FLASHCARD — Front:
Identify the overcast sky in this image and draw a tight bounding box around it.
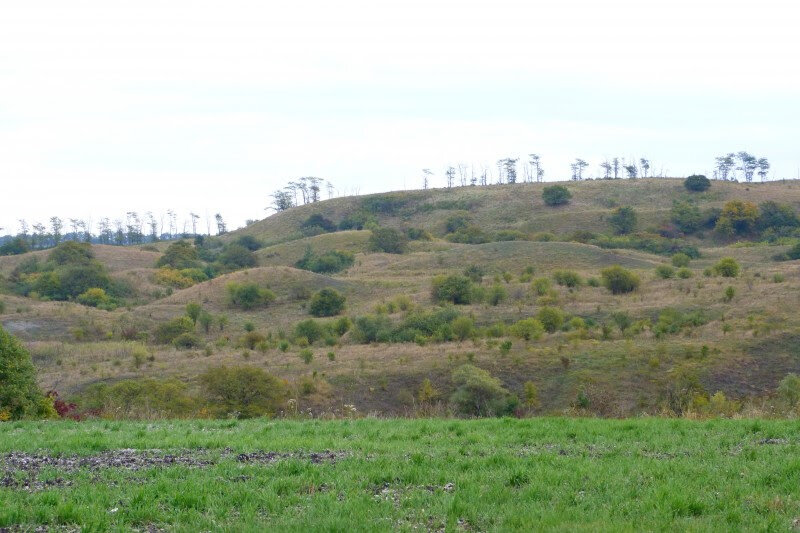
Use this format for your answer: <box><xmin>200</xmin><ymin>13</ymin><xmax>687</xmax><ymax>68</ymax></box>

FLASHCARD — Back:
<box><xmin>2</xmin><ymin>0</ymin><xmax>799</xmax><ymax>233</ymax></box>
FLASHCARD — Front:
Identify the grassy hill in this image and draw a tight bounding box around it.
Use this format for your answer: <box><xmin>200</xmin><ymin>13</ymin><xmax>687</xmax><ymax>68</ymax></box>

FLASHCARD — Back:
<box><xmin>3</xmin><ymin>178</ymin><xmax>800</xmax><ymax>416</ymax></box>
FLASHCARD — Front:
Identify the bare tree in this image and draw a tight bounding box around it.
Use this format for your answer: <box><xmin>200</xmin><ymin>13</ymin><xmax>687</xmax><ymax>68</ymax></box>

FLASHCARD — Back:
<box><xmin>612</xmin><ymin>157</ymin><xmax>620</xmax><ymax>179</ymax></box>
<box><xmin>600</xmin><ymin>161</ymin><xmax>612</xmax><ymax>179</ymax></box>
<box><xmin>572</xmin><ymin>159</ymin><xmax>588</xmax><ymax>180</ymax></box>
<box><xmin>422</xmin><ymin>168</ymin><xmax>432</xmax><ymax>190</ymax></box>
<box><xmin>445</xmin><ymin>166</ymin><xmax>456</xmax><ymax>188</ymax></box>
<box><xmin>529</xmin><ymin>154</ymin><xmax>544</xmax><ymax>182</ymax></box>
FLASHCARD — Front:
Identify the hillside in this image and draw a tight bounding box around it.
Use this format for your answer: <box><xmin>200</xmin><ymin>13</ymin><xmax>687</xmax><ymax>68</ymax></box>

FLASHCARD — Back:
<box><xmin>3</xmin><ymin>178</ymin><xmax>800</xmax><ymax>416</ymax></box>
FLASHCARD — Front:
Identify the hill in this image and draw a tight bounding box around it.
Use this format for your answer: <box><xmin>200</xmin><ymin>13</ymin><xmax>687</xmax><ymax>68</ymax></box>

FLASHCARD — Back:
<box><xmin>3</xmin><ymin>177</ymin><xmax>800</xmax><ymax>416</ymax></box>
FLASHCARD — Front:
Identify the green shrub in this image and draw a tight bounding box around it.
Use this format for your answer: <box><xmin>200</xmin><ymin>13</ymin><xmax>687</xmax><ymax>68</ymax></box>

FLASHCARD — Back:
<box><xmin>368</xmin><ymin>227</ymin><xmax>408</xmax><ymax>254</ymax></box>
<box><xmin>684</xmin><ymin>174</ymin><xmax>710</xmax><ymax>192</ymax></box>
<box><xmin>332</xmin><ymin>316</ymin><xmax>352</xmax><ymax>336</ymax></box>
<box><xmin>463</xmin><ymin>265</ymin><xmax>485</xmax><ymax>282</ymax></box>
<box><xmin>531</xmin><ymin>278</ymin><xmax>552</xmax><ymax>296</ymax></box>
<box><xmin>48</xmin><ymin>241</ymin><xmax>94</xmax><ymax>266</ymax></box>
<box><xmin>240</xmin><ymin>331</ymin><xmax>266</xmax><ymax>350</ymax></box>
<box><xmin>542</xmin><ymin>185</ymin><xmax>572</xmax><ymax>206</ymax></box>
<box><xmin>553</xmin><ymin>270</ymin><xmax>582</xmax><ymax>288</ymax></box>
<box><xmin>234</xmin><ymin>235</ymin><xmax>263</xmax><ymax>251</ymax></box>
<box><xmin>0</xmin><ymin>237</ymin><xmax>29</xmax><ymax>256</ymax></box>
<box><xmin>217</xmin><ymin>244</ymin><xmax>257</xmax><ymax>270</ymax></box>
<box><xmin>713</xmin><ymin>257</ymin><xmax>740</xmax><ymax>278</ymax></box>
<box><xmin>444</xmin><ymin>213</ymin><xmax>471</xmax><ymax>233</ymax></box>
<box><xmin>81</xmin><ymin>378</ymin><xmax>195</xmax><ymax>418</ymax></box>
<box><xmin>499</xmin><ymin>340</ymin><xmax>512</xmax><ymax>354</ymax></box>
<box><xmin>0</xmin><ymin>300</ymin><xmax>5</xmax><ymax>314</ymax></box>
<box><xmin>294</xmin><ymin>319</ymin><xmax>325</xmax><ymax>344</ymax></box>
<box><xmin>609</xmin><ymin>206</ymin><xmax>637</xmax><ymax>235</ymax></box>
<box><xmin>655</xmin><ymin>265</ymin><xmax>675</xmax><ymax>279</ymax></box>
<box><xmin>156</xmin><ymin>241</ymin><xmax>200</xmax><ymax>270</ymax></box>
<box><xmin>226</xmin><ymin>282</ymin><xmax>276</xmax><ymax>310</ymax></box>
<box><xmin>308</xmin><ymin>288</ymin><xmax>346</xmax><ymax>317</ymax></box>
<box><xmin>600</xmin><ymin>265</ymin><xmax>640</xmax><ymax>294</ymax></box>
<box><xmin>295</xmin><ymin>248</ymin><xmax>355</xmax><ymax>274</ymax></box>
<box><xmin>154</xmin><ymin>316</ymin><xmax>195</xmax><ymax>344</ymax></box>
<box><xmin>537</xmin><ymin>307</ymin><xmax>564</xmax><ymax>333</ymax></box>
<box><xmin>715</xmin><ymin>201</ymin><xmax>759</xmax><ymax>236</ymax></box>
<box><xmin>487</xmin><ymin>284</ymin><xmax>507</xmax><ymax>306</ymax></box>
<box><xmin>671</xmin><ymin>253</ymin><xmax>691</xmax><ymax>267</ymax></box>
<box><xmin>77</xmin><ymin>287</ymin><xmax>113</xmax><ymax>308</ymax></box>
<box><xmin>173</xmin><ymin>332</ymin><xmax>202</xmax><ymax>349</ymax></box>
<box><xmin>653</xmin><ymin>308</ymin><xmax>708</xmax><ymax>337</ymax></box>
<box><xmin>299</xmin><ymin>349</ymin><xmax>314</xmax><ymax>364</ymax></box>
<box><xmin>670</xmin><ymin>201</ymin><xmax>704</xmax><ymax>234</ymax></box>
<box><xmin>451</xmin><ymin>316</ymin><xmax>475</xmax><ymax>341</ymax></box>
<box><xmin>185</xmin><ymin>302</ymin><xmax>202</xmax><ymax>324</ymax></box>
<box><xmin>431</xmin><ymin>275</ymin><xmax>475</xmax><ymax>305</ymax></box>
<box><xmin>446</xmin><ymin>226</ymin><xmax>491</xmax><ymax>244</ymax></box>
<box><xmin>511</xmin><ymin>318</ymin><xmax>545</xmax><ymax>341</ymax></box>
<box><xmin>777</xmin><ymin>373</ymin><xmax>800</xmax><ymax>407</ymax></box>
<box><xmin>677</xmin><ymin>268</ymin><xmax>693</xmax><ymax>279</ymax></box>
<box><xmin>723</xmin><ymin>286</ymin><xmax>735</xmax><ymax>302</ymax></box>
<box><xmin>301</xmin><ymin>214</ymin><xmax>337</xmax><ymax>234</ymax></box>
<box><xmin>200</xmin><ymin>365</ymin><xmax>287</xmax><ymax>418</ymax></box>
<box><xmin>449</xmin><ymin>364</ymin><xmax>518</xmax><ymax>417</ymax></box>
<box><xmin>0</xmin><ymin>326</ymin><xmax>52</xmax><ymax>420</ymax></box>
<box><xmin>351</xmin><ymin>314</ymin><xmax>393</xmax><ymax>343</ymax></box>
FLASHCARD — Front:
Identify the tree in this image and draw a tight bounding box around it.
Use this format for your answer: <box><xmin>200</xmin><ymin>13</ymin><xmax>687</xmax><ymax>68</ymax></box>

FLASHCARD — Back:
<box><xmin>186</xmin><ymin>302</ymin><xmax>202</xmax><ymax>324</ymax></box>
<box><xmin>609</xmin><ymin>206</ymin><xmax>637</xmax><ymax>235</ymax></box>
<box><xmin>50</xmin><ymin>216</ymin><xmax>63</xmax><ymax>245</ymax></box>
<box><xmin>542</xmin><ymin>185</ymin><xmax>572</xmax><ymax>206</ymax></box>
<box><xmin>684</xmin><ymin>174</ymin><xmax>711</xmax><ymax>191</ymax></box>
<box><xmin>529</xmin><ymin>154</ymin><xmax>544</xmax><ymax>182</ymax></box>
<box><xmin>156</xmin><ymin>241</ymin><xmax>200</xmax><ymax>269</ymax></box>
<box><xmin>422</xmin><ymin>168</ymin><xmax>432</xmax><ymax>190</ymax></box>
<box><xmin>623</xmin><ymin>164</ymin><xmax>638</xmax><ymax>178</ymax></box>
<box><xmin>612</xmin><ymin>157</ymin><xmax>620</xmax><ymax>179</ymax></box>
<box><xmin>757</xmin><ymin>158</ymin><xmax>771</xmax><ymax>181</ymax></box>
<box><xmin>214</xmin><ymin>213</ymin><xmax>227</xmax><ymax>235</ymax></box>
<box><xmin>640</xmin><ymin>158</ymin><xmax>651</xmax><ymax>177</ymax></box>
<box><xmin>601</xmin><ymin>265</ymin><xmax>640</xmax><ymax>294</ymax></box>
<box><xmin>270</xmin><ymin>190</ymin><xmax>294</xmax><ymax>212</ymax></box>
<box><xmin>445</xmin><ymin>166</ymin><xmax>456</xmax><ymax>188</ymax></box>
<box><xmin>218</xmin><ymin>244</ymin><xmax>257</xmax><ymax>270</ymax></box>
<box><xmin>715</xmin><ymin>200</ymin><xmax>759</xmax><ymax>236</ymax></box>
<box><xmin>570</xmin><ymin>159</ymin><xmax>588</xmax><ymax>180</ymax></box>
<box><xmin>431</xmin><ymin>275</ymin><xmax>475</xmax><ymax>305</ymax></box>
<box><xmin>308</xmin><ymin>288</ymin><xmax>346</xmax><ymax>317</ymax></box>
<box><xmin>226</xmin><ymin>282</ymin><xmax>276</xmax><ymax>310</ymax></box>
<box><xmin>600</xmin><ymin>161</ymin><xmax>612</xmax><ymax>179</ymax></box>
<box><xmin>736</xmin><ymin>151</ymin><xmax>758</xmax><ymax>182</ymax></box>
<box><xmin>536</xmin><ymin>307</ymin><xmax>564</xmax><ymax>333</ymax></box>
<box><xmin>0</xmin><ymin>326</ymin><xmax>52</xmax><ymax>420</ymax></box>
<box><xmin>715</xmin><ymin>153</ymin><xmax>736</xmax><ymax>181</ymax></box>
<box><xmin>501</xmin><ymin>158</ymin><xmax>519</xmax><ymax>184</ymax></box>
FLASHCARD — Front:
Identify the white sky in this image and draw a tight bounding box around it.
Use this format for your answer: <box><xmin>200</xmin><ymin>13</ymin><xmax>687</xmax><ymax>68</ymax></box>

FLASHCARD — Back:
<box><xmin>1</xmin><ymin>0</ymin><xmax>799</xmax><ymax>233</ymax></box>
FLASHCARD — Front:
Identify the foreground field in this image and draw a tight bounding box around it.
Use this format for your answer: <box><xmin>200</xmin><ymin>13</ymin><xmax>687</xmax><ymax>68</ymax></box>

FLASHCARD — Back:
<box><xmin>2</xmin><ymin>418</ymin><xmax>800</xmax><ymax>531</ymax></box>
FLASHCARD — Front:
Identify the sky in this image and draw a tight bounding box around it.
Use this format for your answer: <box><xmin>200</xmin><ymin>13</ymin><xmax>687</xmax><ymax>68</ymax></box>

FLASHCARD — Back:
<box><xmin>1</xmin><ymin>0</ymin><xmax>799</xmax><ymax>234</ymax></box>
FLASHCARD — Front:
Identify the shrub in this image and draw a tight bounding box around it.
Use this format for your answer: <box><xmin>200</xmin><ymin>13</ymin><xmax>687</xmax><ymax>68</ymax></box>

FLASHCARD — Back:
<box><xmin>154</xmin><ymin>267</ymin><xmax>208</xmax><ymax>289</ymax></box>
<box><xmin>677</xmin><ymin>268</ymin><xmax>693</xmax><ymax>279</ymax></box>
<box><xmin>81</xmin><ymin>378</ymin><xmax>195</xmax><ymax>418</ymax></box>
<box><xmin>449</xmin><ymin>364</ymin><xmax>518</xmax><ymax>417</ymax></box>
<box><xmin>542</xmin><ymin>185</ymin><xmax>572</xmax><ymax>206</ymax></box>
<box><xmin>600</xmin><ymin>265</ymin><xmax>640</xmax><ymax>294</ymax></box>
<box><xmin>724</xmin><ymin>286</ymin><xmax>735</xmax><ymax>302</ymax></box>
<box><xmin>234</xmin><ymin>235</ymin><xmax>263</xmax><ymax>251</ymax></box>
<box><xmin>511</xmin><ymin>318</ymin><xmax>545</xmax><ymax>341</ymax></box>
<box><xmin>611</xmin><ymin>311</ymin><xmax>632</xmax><ymax>332</ymax></box>
<box><xmin>48</xmin><ymin>241</ymin><xmax>94</xmax><ymax>266</ymax></box>
<box><xmin>670</xmin><ymin>201</ymin><xmax>703</xmax><ymax>234</ymax></box>
<box><xmin>226</xmin><ymin>282</ymin><xmax>276</xmax><ymax>310</ymax></box>
<box><xmin>301</xmin><ymin>214</ymin><xmax>337</xmax><ymax>234</ymax></box>
<box><xmin>77</xmin><ymin>287</ymin><xmax>113</xmax><ymax>308</ymax></box>
<box><xmin>431</xmin><ymin>275</ymin><xmax>475</xmax><ymax>305</ymax></box>
<box><xmin>531</xmin><ymin>277</ymin><xmax>552</xmax><ymax>296</ymax></box>
<box><xmin>0</xmin><ymin>326</ymin><xmax>52</xmax><ymax>420</ymax></box>
<box><xmin>185</xmin><ymin>302</ymin><xmax>202</xmax><ymax>324</ymax></box>
<box><xmin>156</xmin><ymin>241</ymin><xmax>200</xmax><ymax>269</ymax></box>
<box><xmin>0</xmin><ymin>237</ymin><xmax>29</xmax><ymax>256</ymax></box>
<box><xmin>655</xmin><ymin>265</ymin><xmax>675</xmax><ymax>279</ymax></box>
<box><xmin>351</xmin><ymin>314</ymin><xmax>392</xmax><ymax>343</ymax></box>
<box><xmin>240</xmin><ymin>331</ymin><xmax>266</xmax><ymax>350</ymax></box>
<box><xmin>173</xmin><ymin>332</ymin><xmax>202</xmax><ymax>349</ymax></box>
<box><xmin>715</xmin><ymin>201</ymin><xmax>759</xmax><ymax>236</ymax></box>
<box><xmin>451</xmin><ymin>316</ymin><xmax>475</xmax><ymax>341</ymax></box>
<box><xmin>299</xmin><ymin>349</ymin><xmax>313</xmax><ymax>364</ymax></box>
<box><xmin>537</xmin><ymin>307</ymin><xmax>564</xmax><ymax>333</ymax></box>
<box><xmin>332</xmin><ymin>316</ymin><xmax>352</xmax><ymax>336</ymax></box>
<box><xmin>405</xmin><ymin>227</ymin><xmax>432</xmax><ymax>241</ymax></box>
<box><xmin>308</xmin><ymin>288</ymin><xmax>346</xmax><ymax>317</ymax></box>
<box><xmin>757</xmin><ymin>201</ymin><xmax>800</xmax><ymax>232</ymax></box>
<box><xmin>777</xmin><ymin>373</ymin><xmax>800</xmax><ymax>407</ymax></box>
<box><xmin>609</xmin><ymin>206</ymin><xmax>637</xmax><ymax>235</ymax></box>
<box><xmin>368</xmin><ymin>227</ymin><xmax>407</xmax><ymax>254</ymax></box>
<box><xmin>218</xmin><ymin>244</ymin><xmax>258</xmax><ymax>270</ymax></box>
<box><xmin>553</xmin><ymin>270</ymin><xmax>582</xmax><ymax>288</ymax></box>
<box><xmin>154</xmin><ymin>316</ymin><xmax>195</xmax><ymax>344</ymax></box>
<box><xmin>0</xmin><ymin>300</ymin><xmax>4</xmax><ymax>314</ymax></box>
<box><xmin>653</xmin><ymin>308</ymin><xmax>707</xmax><ymax>337</ymax></box>
<box><xmin>200</xmin><ymin>365</ymin><xmax>287</xmax><ymax>418</ymax></box>
<box><xmin>198</xmin><ymin>311</ymin><xmax>214</xmax><ymax>333</ymax></box>
<box><xmin>294</xmin><ymin>319</ymin><xmax>325</xmax><ymax>344</ymax></box>
<box><xmin>487</xmin><ymin>284</ymin><xmax>507</xmax><ymax>306</ymax></box>
<box><xmin>671</xmin><ymin>253</ymin><xmax>691</xmax><ymax>267</ymax></box>
<box><xmin>499</xmin><ymin>340</ymin><xmax>512</xmax><ymax>354</ymax></box>
<box><xmin>295</xmin><ymin>248</ymin><xmax>355</xmax><ymax>274</ymax></box>
<box><xmin>444</xmin><ymin>213</ymin><xmax>471</xmax><ymax>233</ymax></box>
<box><xmin>463</xmin><ymin>265</ymin><xmax>485</xmax><ymax>283</ymax></box>
<box><xmin>786</xmin><ymin>243</ymin><xmax>800</xmax><ymax>261</ymax></box>
<box><xmin>684</xmin><ymin>174</ymin><xmax>710</xmax><ymax>191</ymax></box>
<box><xmin>713</xmin><ymin>257</ymin><xmax>740</xmax><ymax>278</ymax></box>
<box><xmin>446</xmin><ymin>226</ymin><xmax>491</xmax><ymax>244</ymax></box>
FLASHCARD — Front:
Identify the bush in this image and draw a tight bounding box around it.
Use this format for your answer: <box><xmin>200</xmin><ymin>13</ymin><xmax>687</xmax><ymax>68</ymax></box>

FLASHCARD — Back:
<box><xmin>677</xmin><ymin>268</ymin><xmax>693</xmax><ymax>279</ymax></box>
<box><xmin>542</xmin><ymin>185</ymin><xmax>572</xmax><ymax>206</ymax></box>
<box><xmin>715</xmin><ymin>201</ymin><xmax>759</xmax><ymax>236</ymax></box>
<box><xmin>234</xmin><ymin>235</ymin><xmax>263</xmax><ymax>251</ymax></box>
<box><xmin>487</xmin><ymin>284</ymin><xmax>507</xmax><ymax>306</ymax></box>
<box><xmin>431</xmin><ymin>275</ymin><xmax>475</xmax><ymax>305</ymax></box>
<box><xmin>670</xmin><ymin>201</ymin><xmax>704</xmax><ymax>234</ymax></box>
<box><xmin>218</xmin><ymin>244</ymin><xmax>257</xmax><ymax>270</ymax></box>
<box><xmin>154</xmin><ymin>316</ymin><xmax>195</xmax><ymax>344</ymax></box>
<box><xmin>446</xmin><ymin>226</ymin><xmax>491</xmax><ymax>244</ymax></box>
<box><xmin>295</xmin><ymin>248</ymin><xmax>355</xmax><ymax>274</ymax></box>
<box><xmin>511</xmin><ymin>318</ymin><xmax>545</xmax><ymax>341</ymax></box>
<box><xmin>301</xmin><ymin>214</ymin><xmax>337</xmax><ymax>234</ymax></box>
<box><xmin>463</xmin><ymin>265</ymin><xmax>485</xmax><ymax>283</ymax></box>
<box><xmin>601</xmin><ymin>265</ymin><xmax>640</xmax><ymax>294</ymax></box>
<box><xmin>757</xmin><ymin>201</ymin><xmax>800</xmax><ymax>233</ymax></box>
<box><xmin>294</xmin><ymin>319</ymin><xmax>325</xmax><ymax>344</ymax></box>
<box><xmin>531</xmin><ymin>277</ymin><xmax>552</xmax><ymax>296</ymax></box>
<box><xmin>0</xmin><ymin>326</ymin><xmax>52</xmax><ymax>420</ymax></box>
<box><xmin>553</xmin><ymin>270</ymin><xmax>582</xmax><ymax>288</ymax></box>
<box><xmin>368</xmin><ymin>227</ymin><xmax>408</xmax><ymax>254</ymax></box>
<box><xmin>77</xmin><ymin>287</ymin><xmax>113</xmax><ymax>308</ymax></box>
<box><xmin>156</xmin><ymin>241</ymin><xmax>200</xmax><ymax>269</ymax></box>
<box><xmin>451</xmin><ymin>316</ymin><xmax>475</xmax><ymax>341</ymax></box>
<box><xmin>684</xmin><ymin>174</ymin><xmax>711</xmax><ymax>191</ymax></box>
<box><xmin>48</xmin><ymin>241</ymin><xmax>94</xmax><ymax>266</ymax></box>
<box><xmin>449</xmin><ymin>364</ymin><xmax>518</xmax><ymax>417</ymax></box>
<box><xmin>0</xmin><ymin>237</ymin><xmax>30</xmax><ymax>256</ymax></box>
<box><xmin>609</xmin><ymin>206</ymin><xmax>637</xmax><ymax>235</ymax></box>
<box><xmin>537</xmin><ymin>307</ymin><xmax>564</xmax><ymax>333</ymax></box>
<box><xmin>444</xmin><ymin>213</ymin><xmax>471</xmax><ymax>233</ymax></box>
<box><xmin>173</xmin><ymin>332</ymin><xmax>202</xmax><ymax>349</ymax></box>
<box><xmin>154</xmin><ymin>267</ymin><xmax>208</xmax><ymax>289</ymax></box>
<box><xmin>81</xmin><ymin>378</ymin><xmax>195</xmax><ymax>418</ymax></box>
<box><xmin>713</xmin><ymin>257</ymin><xmax>740</xmax><ymax>278</ymax></box>
<box><xmin>299</xmin><ymin>349</ymin><xmax>314</xmax><ymax>364</ymax></box>
<box><xmin>200</xmin><ymin>365</ymin><xmax>287</xmax><ymax>418</ymax></box>
<box><xmin>308</xmin><ymin>288</ymin><xmax>346</xmax><ymax>317</ymax></box>
<box><xmin>351</xmin><ymin>314</ymin><xmax>393</xmax><ymax>343</ymax></box>
<box><xmin>226</xmin><ymin>282</ymin><xmax>276</xmax><ymax>310</ymax></box>
<box><xmin>655</xmin><ymin>265</ymin><xmax>675</xmax><ymax>279</ymax></box>
<box><xmin>778</xmin><ymin>373</ymin><xmax>800</xmax><ymax>407</ymax></box>
<box><xmin>671</xmin><ymin>253</ymin><xmax>691</xmax><ymax>267</ymax></box>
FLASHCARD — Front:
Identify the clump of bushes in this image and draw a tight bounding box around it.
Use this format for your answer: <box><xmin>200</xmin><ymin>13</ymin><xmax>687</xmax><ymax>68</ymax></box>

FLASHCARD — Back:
<box><xmin>537</xmin><ymin>307</ymin><xmax>565</xmax><ymax>333</ymax></box>
<box><xmin>368</xmin><ymin>227</ymin><xmax>408</xmax><ymax>254</ymax></box>
<box><xmin>308</xmin><ymin>288</ymin><xmax>346</xmax><ymax>317</ymax></box>
<box><xmin>295</xmin><ymin>247</ymin><xmax>354</xmax><ymax>274</ymax></box>
<box><xmin>154</xmin><ymin>316</ymin><xmax>195</xmax><ymax>344</ymax></box>
<box><xmin>553</xmin><ymin>270</ymin><xmax>582</xmax><ymax>288</ymax></box>
<box><xmin>80</xmin><ymin>378</ymin><xmax>195</xmax><ymax>418</ymax></box>
<box><xmin>713</xmin><ymin>257</ymin><xmax>740</xmax><ymax>278</ymax></box>
<box><xmin>671</xmin><ymin>253</ymin><xmax>691</xmax><ymax>267</ymax></box>
<box><xmin>200</xmin><ymin>365</ymin><xmax>287</xmax><ymax>418</ymax></box>
<box><xmin>600</xmin><ymin>265</ymin><xmax>640</xmax><ymax>294</ymax></box>
<box><xmin>655</xmin><ymin>265</ymin><xmax>675</xmax><ymax>279</ymax></box>
<box><xmin>542</xmin><ymin>185</ymin><xmax>572</xmax><ymax>206</ymax></box>
<box><xmin>156</xmin><ymin>241</ymin><xmax>201</xmax><ymax>270</ymax></box>
<box><xmin>609</xmin><ymin>206</ymin><xmax>637</xmax><ymax>235</ymax></box>
<box><xmin>154</xmin><ymin>267</ymin><xmax>208</xmax><ymax>289</ymax></box>
<box><xmin>449</xmin><ymin>364</ymin><xmax>518</xmax><ymax>417</ymax></box>
<box><xmin>684</xmin><ymin>174</ymin><xmax>711</xmax><ymax>192</ymax></box>
<box><xmin>431</xmin><ymin>275</ymin><xmax>476</xmax><ymax>305</ymax></box>
<box><xmin>226</xmin><ymin>282</ymin><xmax>276</xmax><ymax>310</ymax></box>
<box><xmin>0</xmin><ymin>326</ymin><xmax>54</xmax><ymax>420</ymax></box>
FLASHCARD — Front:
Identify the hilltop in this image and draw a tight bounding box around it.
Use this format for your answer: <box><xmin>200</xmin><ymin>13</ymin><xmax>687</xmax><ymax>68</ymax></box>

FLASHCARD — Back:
<box><xmin>2</xmin><ymin>177</ymin><xmax>800</xmax><ymax>417</ymax></box>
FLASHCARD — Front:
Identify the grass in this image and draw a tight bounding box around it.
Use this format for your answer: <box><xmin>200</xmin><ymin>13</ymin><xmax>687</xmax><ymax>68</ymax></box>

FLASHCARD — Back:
<box><xmin>1</xmin><ymin>417</ymin><xmax>800</xmax><ymax>530</ymax></box>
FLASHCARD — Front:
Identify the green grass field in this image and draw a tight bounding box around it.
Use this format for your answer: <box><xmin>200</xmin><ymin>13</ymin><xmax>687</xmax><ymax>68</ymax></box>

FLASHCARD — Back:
<box><xmin>2</xmin><ymin>418</ymin><xmax>800</xmax><ymax>531</ymax></box>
